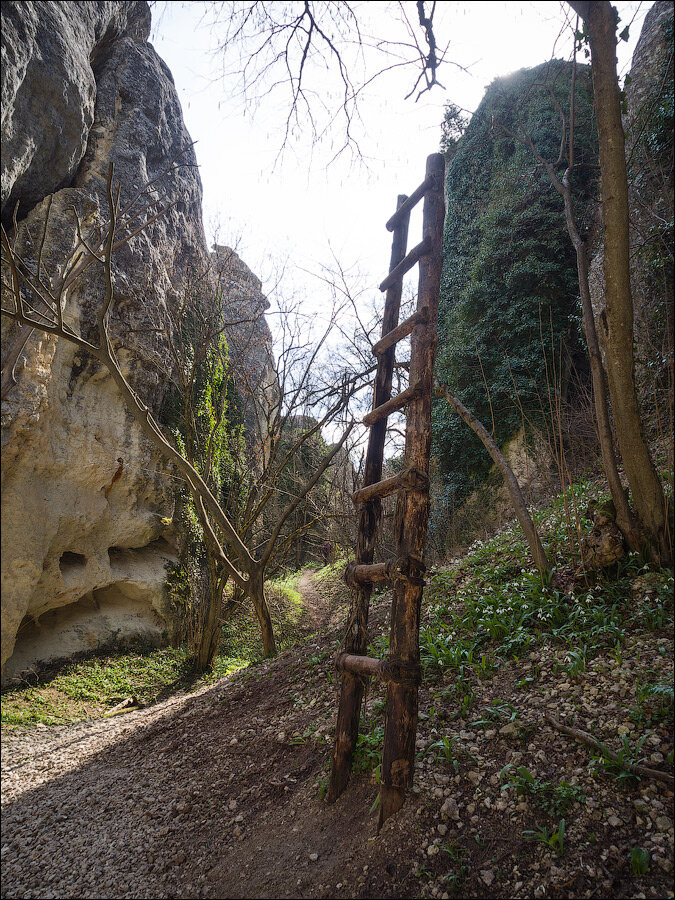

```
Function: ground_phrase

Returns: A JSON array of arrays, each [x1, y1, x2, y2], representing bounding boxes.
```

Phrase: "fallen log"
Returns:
[[103, 696, 144, 717], [545, 713, 674, 788]]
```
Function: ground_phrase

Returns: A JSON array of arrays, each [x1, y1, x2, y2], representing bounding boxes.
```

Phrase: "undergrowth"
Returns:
[[420, 477, 674, 688], [3, 477, 672, 732], [1, 642, 193, 727], [313, 554, 353, 606]]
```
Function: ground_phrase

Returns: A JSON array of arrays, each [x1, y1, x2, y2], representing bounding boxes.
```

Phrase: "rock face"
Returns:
[[211, 245, 280, 453], [434, 59, 596, 543], [0, 1, 275, 680], [589, 0, 674, 403], [624, 1, 674, 408], [433, 60, 597, 553], [1, 1, 151, 224]]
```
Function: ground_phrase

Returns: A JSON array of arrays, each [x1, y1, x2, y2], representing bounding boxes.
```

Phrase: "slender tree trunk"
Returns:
[[516, 113, 639, 552], [435, 383, 551, 575], [563, 186, 640, 552], [191, 557, 225, 672], [249, 567, 277, 656], [569, 0, 671, 565]]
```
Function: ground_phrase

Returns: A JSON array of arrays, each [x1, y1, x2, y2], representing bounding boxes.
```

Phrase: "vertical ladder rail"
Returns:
[[328, 153, 445, 826], [327, 196, 411, 802], [378, 153, 445, 825]]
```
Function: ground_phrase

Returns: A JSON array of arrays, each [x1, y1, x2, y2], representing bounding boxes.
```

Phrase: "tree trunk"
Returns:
[[563, 186, 640, 552], [192, 594, 221, 672], [249, 567, 277, 657], [569, 0, 671, 565], [190, 558, 226, 672], [435, 383, 551, 575], [517, 102, 639, 553]]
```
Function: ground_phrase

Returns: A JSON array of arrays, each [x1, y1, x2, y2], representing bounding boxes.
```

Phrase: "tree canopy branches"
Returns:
[[201, 1, 452, 159]]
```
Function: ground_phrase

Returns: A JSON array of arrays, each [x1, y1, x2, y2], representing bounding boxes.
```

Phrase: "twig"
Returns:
[[545, 713, 674, 787]]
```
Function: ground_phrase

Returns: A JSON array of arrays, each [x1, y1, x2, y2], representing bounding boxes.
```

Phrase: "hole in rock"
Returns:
[[108, 537, 174, 566], [59, 551, 87, 573], [4, 588, 166, 685]]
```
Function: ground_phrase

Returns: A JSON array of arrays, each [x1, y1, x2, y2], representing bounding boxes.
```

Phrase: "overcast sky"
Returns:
[[150, 1, 650, 327]]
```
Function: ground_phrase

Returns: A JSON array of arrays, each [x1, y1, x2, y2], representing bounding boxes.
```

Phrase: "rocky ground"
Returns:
[[1, 574, 673, 900]]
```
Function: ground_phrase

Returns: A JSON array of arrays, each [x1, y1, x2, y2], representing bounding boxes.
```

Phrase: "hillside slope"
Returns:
[[3, 498, 673, 899]]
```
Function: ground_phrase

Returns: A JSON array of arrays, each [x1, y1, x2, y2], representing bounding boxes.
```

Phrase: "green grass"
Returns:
[[4, 475, 672, 735], [1, 642, 191, 727], [630, 846, 651, 875], [312, 554, 352, 606], [500, 764, 586, 816], [589, 734, 649, 786], [1, 569, 315, 728], [353, 719, 385, 780], [629, 679, 674, 726], [523, 819, 566, 856], [426, 734, 460, 772], [266, 570, 303, 612]]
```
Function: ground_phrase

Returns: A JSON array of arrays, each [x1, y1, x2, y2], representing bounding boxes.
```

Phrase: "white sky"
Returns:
[[150, 1, 650, 326]]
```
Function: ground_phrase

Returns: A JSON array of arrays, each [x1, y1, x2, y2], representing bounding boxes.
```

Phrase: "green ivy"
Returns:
[[158, 290, 246, 630], [434, 60, 597, 518]]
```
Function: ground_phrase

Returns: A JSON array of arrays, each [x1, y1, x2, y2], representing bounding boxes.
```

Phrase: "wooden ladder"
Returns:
[[328, 153, 445, 827]]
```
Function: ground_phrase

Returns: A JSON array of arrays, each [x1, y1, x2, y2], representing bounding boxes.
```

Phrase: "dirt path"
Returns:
[[0, 602, 394, 900], [2, 576, 673, 900], [296, 569, 341, 636]]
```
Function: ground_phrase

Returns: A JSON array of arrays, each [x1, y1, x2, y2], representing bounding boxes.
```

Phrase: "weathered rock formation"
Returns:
[[1, 1, 151, 223], [211, 245, 280, 452], [581, 500, 626, 570], [0, 1, 275, 680], [589, 0, 674, 409]]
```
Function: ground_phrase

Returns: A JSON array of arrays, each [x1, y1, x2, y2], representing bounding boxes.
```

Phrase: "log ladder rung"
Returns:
[[385, 173, 437, 232], [379, 237, 432, 292], [336, 653, 422, 685], [344, 555, 426, 588], [372, 308, 428, 357], [362, 382, 421, 427], [351, 466, 428, 505]]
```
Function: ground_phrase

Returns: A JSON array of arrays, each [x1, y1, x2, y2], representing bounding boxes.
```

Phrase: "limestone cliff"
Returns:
[[210, 245, 280, 453], [0, 1, 275, 680]]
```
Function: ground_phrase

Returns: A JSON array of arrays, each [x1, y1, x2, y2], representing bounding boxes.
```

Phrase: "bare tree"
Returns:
[[219, 299, 361, 655], [159, 252, 256, 670], [495, 55, 642, 554], [434, 382, 551, 576], [317, 246, 552, 574], [568, 0, 671, 566], [1, 164, 359, 666], [486, 4, 672, 567], [201, 1, 455, 159]]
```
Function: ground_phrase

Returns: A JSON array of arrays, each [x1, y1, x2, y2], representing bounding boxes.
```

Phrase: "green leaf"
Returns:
[[630, 846, 650, 875]]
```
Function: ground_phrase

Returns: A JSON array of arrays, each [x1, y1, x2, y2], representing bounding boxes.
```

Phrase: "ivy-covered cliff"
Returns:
[[433, 60, 598, 534]]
